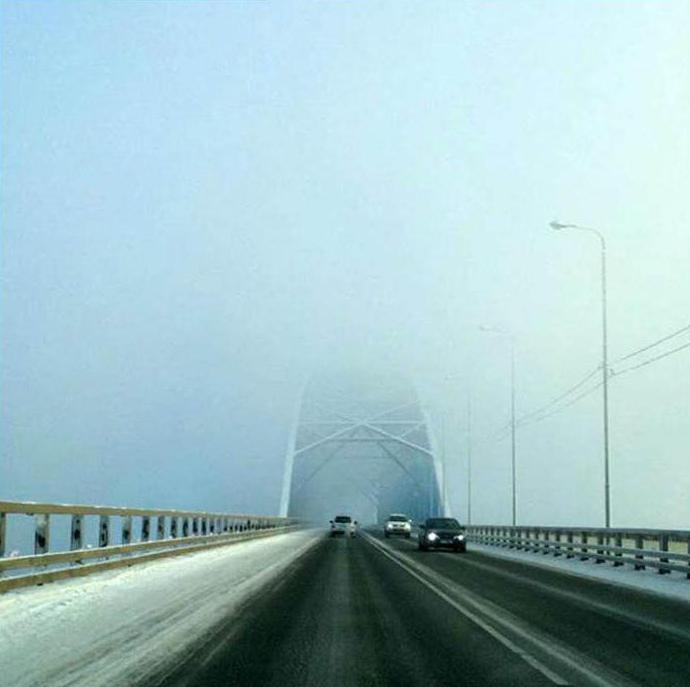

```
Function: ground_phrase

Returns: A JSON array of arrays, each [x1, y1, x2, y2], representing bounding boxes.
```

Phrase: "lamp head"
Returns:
[[549, 220, 571, 230]]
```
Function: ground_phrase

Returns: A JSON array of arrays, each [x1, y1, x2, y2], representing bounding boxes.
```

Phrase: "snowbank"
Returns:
[[0, 528, 321, 687]]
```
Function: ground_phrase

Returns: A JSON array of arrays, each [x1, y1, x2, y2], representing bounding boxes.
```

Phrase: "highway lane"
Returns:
[[156, 530, 690, 687]]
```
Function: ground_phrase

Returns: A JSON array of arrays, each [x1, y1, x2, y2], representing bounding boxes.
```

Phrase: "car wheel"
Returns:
[[384, 532, 390, 538], [418, 543, 428, 551], [405, 533, 411, 539]]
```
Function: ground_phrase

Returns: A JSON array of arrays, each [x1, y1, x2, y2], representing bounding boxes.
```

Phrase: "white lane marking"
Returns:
[[362, 533, 568, 685], [442, 551, 690, 645], [364, 533, 641, 687]]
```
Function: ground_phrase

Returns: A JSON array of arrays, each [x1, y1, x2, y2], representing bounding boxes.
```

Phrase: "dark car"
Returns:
[[418, 517, 466, 552]]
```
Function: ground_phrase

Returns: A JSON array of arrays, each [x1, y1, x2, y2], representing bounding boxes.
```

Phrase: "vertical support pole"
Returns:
[[554, 530, 562, 557], [157, 515, 165, 540], [566, 530, 574, 558], [613, 532, 623, 566], [98, 515, 110, 549], [121, 515, 132, 546], [209, 517, 215, 535], [70, 514, 84, 550], [201, 517, 207, 535], [543, 529, 551, 555], [170, 517, 178, 539], [658, 533, 669, 574], [35, 513, 50, 555], [141, 516, 150, 542], [580, 531, 589, 560], [634, 534, 645, 570], [182, 517, 189, 537], [596, 532, 605, 563], [0, 512, 6, 558], [192, 517, 199, 536]]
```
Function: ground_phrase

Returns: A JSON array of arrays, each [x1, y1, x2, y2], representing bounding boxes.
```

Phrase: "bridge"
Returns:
[[1, 375, 689, 687], [0, 375, 690, 687]]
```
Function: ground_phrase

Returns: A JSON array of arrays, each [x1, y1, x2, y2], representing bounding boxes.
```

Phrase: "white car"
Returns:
[[384, 513, 412, 538], [330, 514, 357, 537]]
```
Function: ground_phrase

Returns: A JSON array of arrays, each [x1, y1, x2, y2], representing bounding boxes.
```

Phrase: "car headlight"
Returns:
[[427, 531, 439, 542], [403, 522, 411, 530], [454, 535, 465, 541]]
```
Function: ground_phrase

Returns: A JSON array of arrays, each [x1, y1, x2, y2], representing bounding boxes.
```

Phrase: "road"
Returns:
[[156, 530, 690, 687]]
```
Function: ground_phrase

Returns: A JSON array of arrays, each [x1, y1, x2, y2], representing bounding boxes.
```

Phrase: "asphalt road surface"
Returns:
[[156, 530, 690, 687]]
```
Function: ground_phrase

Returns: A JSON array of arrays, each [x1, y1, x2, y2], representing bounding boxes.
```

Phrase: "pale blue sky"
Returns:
[[2, 1, 688, 526]]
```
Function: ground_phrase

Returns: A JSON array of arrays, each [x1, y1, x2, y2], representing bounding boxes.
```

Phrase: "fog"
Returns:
[[2, 1, 688, 528]]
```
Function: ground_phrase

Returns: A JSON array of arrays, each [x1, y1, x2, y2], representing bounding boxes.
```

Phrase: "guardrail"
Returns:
[[466, 525, 690, 579], [0, 500, 299, 592]]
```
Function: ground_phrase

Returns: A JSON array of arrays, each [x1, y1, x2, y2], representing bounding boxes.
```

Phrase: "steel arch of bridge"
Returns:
[[280, 374, 446, 524]]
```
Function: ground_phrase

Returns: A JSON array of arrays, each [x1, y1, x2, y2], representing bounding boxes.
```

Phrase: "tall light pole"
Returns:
[[549, 220, 611, 528], [480, 326, 517, 526], [466, 394, 473, 525]]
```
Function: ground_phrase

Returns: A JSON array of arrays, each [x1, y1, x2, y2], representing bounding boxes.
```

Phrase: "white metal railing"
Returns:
[[0, 500, 299, 592], [466, 525, 690, 579]]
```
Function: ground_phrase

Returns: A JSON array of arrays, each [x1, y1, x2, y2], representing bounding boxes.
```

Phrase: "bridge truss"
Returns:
[[280, 373, 446, 524]]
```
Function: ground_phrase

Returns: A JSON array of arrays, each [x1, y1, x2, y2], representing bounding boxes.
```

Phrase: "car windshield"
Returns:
[[334, 515, 352, 523], [426, 518, 461, 529], [388, 515, 408, 522]]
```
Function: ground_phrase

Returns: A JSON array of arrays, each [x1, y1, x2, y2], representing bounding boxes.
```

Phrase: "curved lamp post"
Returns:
[[550, 221, 611, 528]]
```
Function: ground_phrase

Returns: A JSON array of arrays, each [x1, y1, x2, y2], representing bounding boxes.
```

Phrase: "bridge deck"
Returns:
[[2, 530, 689, 686]]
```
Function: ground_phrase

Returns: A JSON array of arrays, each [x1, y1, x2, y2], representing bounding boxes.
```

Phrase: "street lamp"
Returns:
[[549, 220, 611, 528], [479, 326, 517, 526]]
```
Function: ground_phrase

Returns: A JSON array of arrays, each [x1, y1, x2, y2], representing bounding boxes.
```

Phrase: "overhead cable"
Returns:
[[612, 324, 689, 364], [611, 341, 690, 377], [515, 366, 600, 425]]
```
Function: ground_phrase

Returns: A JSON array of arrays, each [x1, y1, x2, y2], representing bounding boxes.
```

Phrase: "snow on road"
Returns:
[[0, 528, 321, 687]]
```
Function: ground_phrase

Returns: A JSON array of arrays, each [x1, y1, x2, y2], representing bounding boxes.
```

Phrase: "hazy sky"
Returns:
[[2, 1, 688, 528]]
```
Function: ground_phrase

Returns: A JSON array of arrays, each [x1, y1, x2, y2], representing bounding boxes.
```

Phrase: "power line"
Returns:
[[516, 381, 603, 429], [612, 324, 690, 364], [486, 324, 689, 440], [611, 341, 690, 377], [516, 366, 600, 425]]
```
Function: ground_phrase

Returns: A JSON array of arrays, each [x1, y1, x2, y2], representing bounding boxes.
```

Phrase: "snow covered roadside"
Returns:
[[0, 528, 322, 687], [470, 542, 690, 603]]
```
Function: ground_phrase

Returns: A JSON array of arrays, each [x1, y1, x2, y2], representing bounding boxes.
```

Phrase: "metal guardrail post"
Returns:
[[566, 530, 574, 558], [156, 515, 165, 540], [659, 533, 670, 574], [122, 516, 132, 546], [0, 512, 5, 558], [141, 516, 150, 542], [634, 534, 645, 570], [580, 531, 589, 560], [35, 514, 50, 555], [182, 517, 189, 537], [99, 515, 110, 548], [554, 530, 562, 556], [614, 532, 623, 566], [201, 517, 207, 535], [70, 515, 84, 550], [170, 517, 178, 539], [192, 517, 199, 536], [596, 532, 605, 563]]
